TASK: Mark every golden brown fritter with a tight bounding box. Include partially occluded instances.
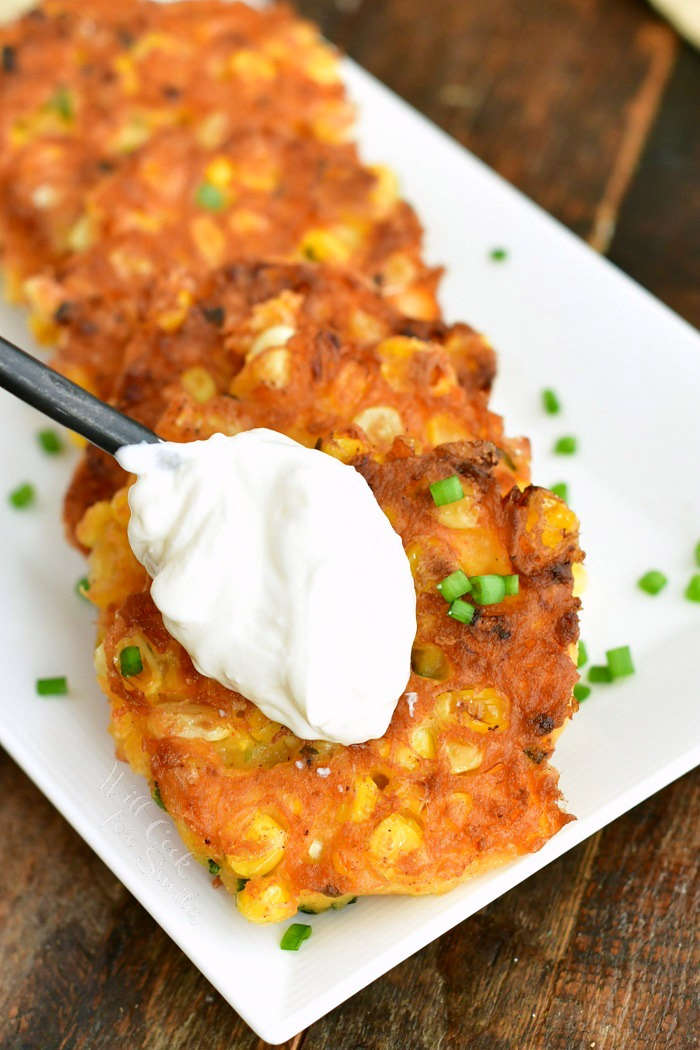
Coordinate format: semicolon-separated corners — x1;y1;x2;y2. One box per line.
0;0;353;293
77;438;581;922
1;0;439;394
62;262;528;543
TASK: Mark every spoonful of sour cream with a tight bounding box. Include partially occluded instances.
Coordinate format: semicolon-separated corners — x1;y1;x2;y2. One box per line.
116;429;417;746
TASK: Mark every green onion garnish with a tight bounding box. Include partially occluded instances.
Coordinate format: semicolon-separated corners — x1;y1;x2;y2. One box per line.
695;541;700;568
119;645;143;676
152;784;166;810
606;645;634;679
48;86;73;120
489;247;508;262
36;676;68;696
553;435;577;455
437;570;471;603
75;576;90;601
9;482;35;508
195;181;225;211
588;665;612;684
280;923;312;952
503;574;519;596
448;598;475;624
207;859;220;876
573;683;591;702
37;428;63;454
542;388;561;415
550;482;568;503
637;570;667;596
577;640;588;668
429;474;464;507
685;574;700;603
469;575;506;605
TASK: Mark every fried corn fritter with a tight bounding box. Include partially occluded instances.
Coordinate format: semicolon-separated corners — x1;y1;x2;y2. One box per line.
35;126;438;393
63;262;529;543
1;0;584;925
1;0;439;396
77;438;581;922
0;0;353;292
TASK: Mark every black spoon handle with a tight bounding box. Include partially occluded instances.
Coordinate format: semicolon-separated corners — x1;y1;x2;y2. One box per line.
0;333;159;456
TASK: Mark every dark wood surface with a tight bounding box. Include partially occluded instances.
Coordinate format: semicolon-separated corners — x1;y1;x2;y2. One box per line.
2;1;699;1047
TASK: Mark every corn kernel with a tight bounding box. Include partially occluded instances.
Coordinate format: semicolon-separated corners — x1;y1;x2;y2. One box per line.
196;111;229;149
226;813;287;878
66;213;94;253
350;775;380;822
229;49;276;80
369;165;399;215
110;116;151;154
236;878;295;924
306;46;340;85
411;643;450;681
248;324;295;360
410;726;436;759
181;366;217;403
370;813;423;866
426;413;469;447
437;688;509;733
205;156;235;189
113;54;139;95
445;740;483;773
156;290;193;334
190;214;226;267
353;406;403;450
572;563;587;597
299;228;352;264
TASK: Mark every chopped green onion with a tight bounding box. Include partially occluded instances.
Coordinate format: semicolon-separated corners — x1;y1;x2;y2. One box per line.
9;482;35;508
235;877;248;892
606;645;634;679
207;859;220;876
550;482;568;503
489;247;508;262
36;676;68;696
37;428;63;454
195;181;225;211
280;923;312;952
437;570;471;602
542;388;561;415
573;683;591;702
553;435;577;455
119;645;143;676
685;574;700;603
47;86;73;120
75;576;90;601
637;570;667;596
469;574;506;605
448;598;475;624
577;640;588;668
588;665;612;684
695;541;700;568
429;474;464;507
503;574;519;596
152;784;166;810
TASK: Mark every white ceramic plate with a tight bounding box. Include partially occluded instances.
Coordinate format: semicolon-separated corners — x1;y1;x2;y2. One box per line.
1;56;699;1044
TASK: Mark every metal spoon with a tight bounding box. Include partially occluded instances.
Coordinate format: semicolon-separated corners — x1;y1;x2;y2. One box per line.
0;332;158;454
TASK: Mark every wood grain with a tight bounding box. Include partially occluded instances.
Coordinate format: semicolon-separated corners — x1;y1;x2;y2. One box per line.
2;1;699;1047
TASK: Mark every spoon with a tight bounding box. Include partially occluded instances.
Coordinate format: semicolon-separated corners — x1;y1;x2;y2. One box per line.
0;332;159;454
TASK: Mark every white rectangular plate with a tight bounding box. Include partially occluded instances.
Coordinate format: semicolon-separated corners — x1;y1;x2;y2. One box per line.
1;57;699;1045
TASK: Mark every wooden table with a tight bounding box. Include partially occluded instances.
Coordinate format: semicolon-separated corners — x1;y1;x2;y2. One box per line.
2;1;698;1047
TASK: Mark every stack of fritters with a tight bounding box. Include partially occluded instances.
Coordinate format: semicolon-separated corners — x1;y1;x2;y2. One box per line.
0;0;583;922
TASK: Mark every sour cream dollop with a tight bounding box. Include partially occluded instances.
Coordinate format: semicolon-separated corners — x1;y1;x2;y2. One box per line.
116;429;417;745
